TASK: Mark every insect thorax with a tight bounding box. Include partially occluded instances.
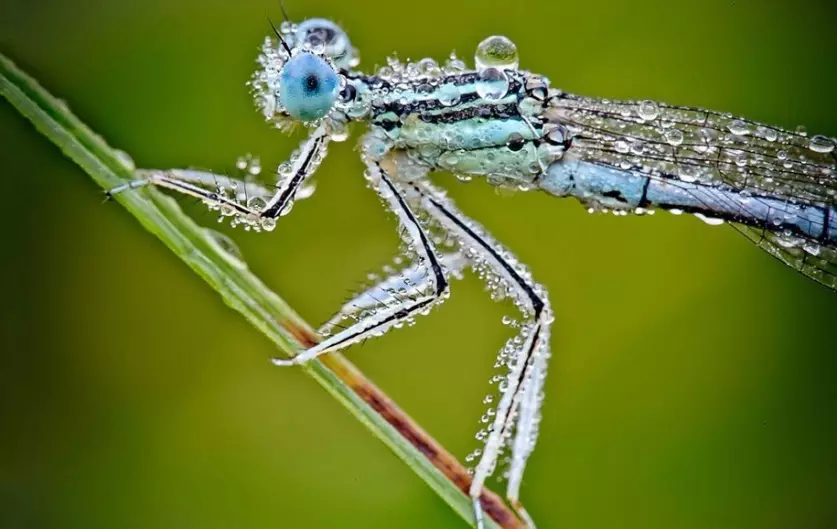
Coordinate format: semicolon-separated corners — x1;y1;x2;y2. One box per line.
358;68;568;188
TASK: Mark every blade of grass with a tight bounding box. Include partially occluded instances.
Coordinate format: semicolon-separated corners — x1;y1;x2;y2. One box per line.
1;52;523;529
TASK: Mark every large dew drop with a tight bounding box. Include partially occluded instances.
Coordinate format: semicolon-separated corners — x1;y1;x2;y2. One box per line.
637;100;659;121
475;67;509;100
809;134;835;154
474;35;519;71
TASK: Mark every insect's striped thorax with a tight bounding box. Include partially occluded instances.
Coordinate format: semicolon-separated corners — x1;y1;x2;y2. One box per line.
361;71;566;186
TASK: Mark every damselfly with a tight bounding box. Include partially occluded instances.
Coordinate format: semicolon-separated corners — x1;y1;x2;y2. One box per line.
108;17;837;529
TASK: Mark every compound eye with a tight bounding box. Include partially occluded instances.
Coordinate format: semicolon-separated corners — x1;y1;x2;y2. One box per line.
279;53;340;121
295;18;351;65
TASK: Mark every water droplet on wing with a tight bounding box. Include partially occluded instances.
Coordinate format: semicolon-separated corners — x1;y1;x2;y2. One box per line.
637;100;659;121
809;135;835;153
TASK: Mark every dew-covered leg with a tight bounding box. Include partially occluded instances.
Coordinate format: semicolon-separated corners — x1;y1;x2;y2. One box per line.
402;179;552;528
319;251;467;338
107;168;263;218
107;126;330;223
272;161;451;366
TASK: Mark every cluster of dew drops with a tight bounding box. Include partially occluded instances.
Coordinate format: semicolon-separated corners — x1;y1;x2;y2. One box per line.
373;34;521;106
206;151;315;233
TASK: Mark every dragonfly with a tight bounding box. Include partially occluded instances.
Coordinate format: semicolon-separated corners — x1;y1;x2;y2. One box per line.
107;16;837;529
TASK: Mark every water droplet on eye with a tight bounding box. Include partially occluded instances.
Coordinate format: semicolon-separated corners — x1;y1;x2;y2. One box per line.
809;135;835;153
438;84;460;106
474;35;519;71
734;152;748;167
637;100;659;121
204;228;247;269
475;67;509;100
664;129;684;146
777;150;788;161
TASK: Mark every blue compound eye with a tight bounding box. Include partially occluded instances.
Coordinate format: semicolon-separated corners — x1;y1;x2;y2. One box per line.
279;53;340;122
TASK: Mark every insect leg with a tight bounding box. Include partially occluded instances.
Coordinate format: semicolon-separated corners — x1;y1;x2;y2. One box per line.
107;126;330;221
272;160;451;366
404;180;553;529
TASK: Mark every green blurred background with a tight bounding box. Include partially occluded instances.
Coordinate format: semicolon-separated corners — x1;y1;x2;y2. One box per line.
2;1;837;528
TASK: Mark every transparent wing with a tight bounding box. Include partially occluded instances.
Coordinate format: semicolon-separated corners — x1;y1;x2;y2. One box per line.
545;93;837;291
732;224;837;290
546;93;837;203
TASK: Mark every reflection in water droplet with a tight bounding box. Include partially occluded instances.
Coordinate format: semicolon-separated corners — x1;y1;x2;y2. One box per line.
664;129;684;147
615;140;629;154
758;126;778;142
261;218;277;232
474;35;519;71
475;68;509;100
247;196;267;212
809;135;835;154
637;100;659;121
728;119;749;136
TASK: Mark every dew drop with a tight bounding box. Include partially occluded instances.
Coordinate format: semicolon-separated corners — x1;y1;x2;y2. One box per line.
296;180;317;200
474;35;519;71
438;84;460;106
728;119;749;136
678;166;698;183
758;126;778;142
247;196;267;212
694;212;725;226
416;57;441;77
809;135;835;154
614;140;629;154
260;217;277;232
475;67;509;100
664;128;684;147
637;100;659;121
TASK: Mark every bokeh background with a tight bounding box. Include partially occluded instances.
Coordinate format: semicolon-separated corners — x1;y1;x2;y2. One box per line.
2;1;837;528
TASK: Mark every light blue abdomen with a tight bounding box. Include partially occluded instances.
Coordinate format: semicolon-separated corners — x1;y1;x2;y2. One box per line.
541;158;836;243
